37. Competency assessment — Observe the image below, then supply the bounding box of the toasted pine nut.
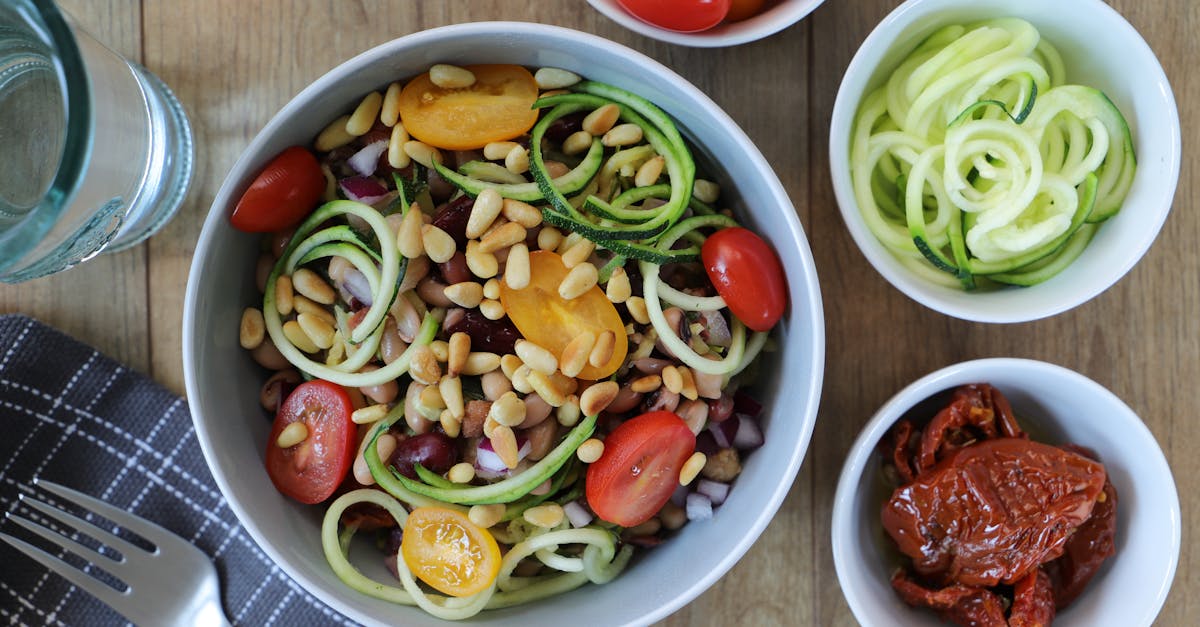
[274,275,294,316]
[404,140,443,169]
[635,155,665,187]
[559,331,596,378]
[524,503,564,528]
[582,103,620,136]
[240,308,265,350]
[381,81,403,126]
[576,438,605,463]
[552,372,578,397]
[351,403,389,425]
[556,396,581,427]
[469,503,505,528]
[534,67,581,89]
[282,320,318,353]
[461,352,501,376]
[409,344,441,385]
[679,452,708,486]
[325,331,346,365]
[504,243,531,290]
[537,226,563,251]
[693,178,721,203]
[605,267,632,303]
[631,374,662,394]
[678,366,699,401]
[466,188,504,239]
[395,204,424,258]
[421,224,456,263]
[419,384,446,410]
[490,424,520,468]
[293,268,335,305]
[440,375,465,418]
[447,332,470,377]
[429,339,450,362]
[556,232,583,256]
[482,278,502,300]
[315,115,355,151]
[489,391,526,427]
[562,130,593,156]
[429,63,476,89]
[560,239,595,269]
[448,462,475,484]
[293,295,335,326]
[501,198,543,229]
[579,380,619,416]
[511,365,534,395]
[479,299,505,320]
[444,281,484,308]
[527,370,567,407]
[387,122,411,169]
[480,140,519,161]
[465,240,499,279]
[558,262,598,300]
[346,91,383,136]
[500,354,524,379]
[297,313,336,350]
[626,296,651,324]
[661,365,684,395]
[276,421,308,448]
[440,410,462,438]
[602,123,643,148]
[479,221,526,254]
[504,145,530,174]
[515,340,558,375]
[589,330,616,368]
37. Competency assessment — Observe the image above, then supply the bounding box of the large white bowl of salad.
[183,21,823,626]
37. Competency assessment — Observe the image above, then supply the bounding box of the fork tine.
[18,494,148,560]
[5,512,127,575]
[0,531,134,619]
[36,480,176,550]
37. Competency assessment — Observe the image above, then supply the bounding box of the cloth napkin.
[0,315,352,626]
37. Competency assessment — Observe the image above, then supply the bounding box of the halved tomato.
[265,380,355,504]
[701,227,787,332]
[397,64,539,151]
[229,146,325,233]
[586,411,696,527]
[401,506,502,597]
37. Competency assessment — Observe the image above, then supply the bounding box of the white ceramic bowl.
[832,358,1180,626]
[183,21,824,627]
[588,0,825,47]
[829,0,1180,323]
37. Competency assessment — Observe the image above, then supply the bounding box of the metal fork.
[0,479,231,627]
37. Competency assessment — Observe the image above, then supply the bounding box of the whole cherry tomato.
[229,146,325,233]
[401,506,501,597]
[585,410,696,527]
[701,227,787,332]
[265,380,356,504]
[398,64,539,151]
[616,0,732,33]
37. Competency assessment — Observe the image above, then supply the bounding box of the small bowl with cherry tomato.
[588,0,826,47]
[831,358,1179,627]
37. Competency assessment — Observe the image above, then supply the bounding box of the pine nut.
[276,421,308,448]
[440,410,461,438]
[582,103,620,136]
[429,339,450,362]
[579,380,619,416]
[539,89,569,99]
[482,415,500,439]
[466,188,504,239]
[346,91,383,136]
[679,452,707,486]
[534,67,581,89]
[297,312,336,350]
[440,375,465,418]
[527,370,567,407]
[678,366,699,401]
[404,140,443,169]
[429,63,476,89]
[409,344,441,385]
[589,330,616,368]
[381,81,403,126]
[483,278,502,300]
[239,307,265,350]
[556,232,583,256]
[560,331,596,378]
[635,155,665,187]
[421,224,456,263]
[444,281,484,308]
[465,240,499,279]
[293,268,335,305]
[479,221,526,254]
[523,503,565,529]
[501,198,543,228]
[602,123,643,148]
[490,424,520,469]
[504,145,530,174]
[282,321,318,353]
[315,115,355,152]
[469,504,505,528]
[560,239,595,269]
[631,374,662,394]
[552,372,578,397]
[504,243,531,290]
[661,365,684,395]
[576,438,605,463]
[558,262,598,300]
[556,396,581,426]
[693,179,721,204]
[482,141,519,161]
[489,391,526,427]
[605,267,632,303]
[537,226,563,251]
[395,204,424,258]
[479,299,505,320]
[500,354,524,379]
[419,384,446,410]
[388,122,412,169]
[447,332,470,376]
[325,332,345,365]
[351,403,389,425]
[562,130,593,156]
[461,352,501,376]
[515,340,558,375]
[293,295,335,326]
[626,296,651,324]
[448,462,475,484]
[274,275,294,316]
[511,365,534,394]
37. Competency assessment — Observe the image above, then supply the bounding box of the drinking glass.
[0,0,193,282]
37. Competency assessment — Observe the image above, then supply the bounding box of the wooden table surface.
[4,0,1194,624]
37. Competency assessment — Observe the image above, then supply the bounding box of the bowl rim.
[586,0,826,48]
[183,20,825,626]
[827,0,1182,323]
[830,357,1181,627]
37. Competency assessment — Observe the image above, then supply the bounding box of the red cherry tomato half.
[229,146,325,233]
[616,0,732,33]
[585,411,696,527]
[266,380,356,504]
[701,227,787,332]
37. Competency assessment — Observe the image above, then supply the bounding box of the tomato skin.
[701,227,787,332]
[586,411,696,527]
[229,146,325,233]
[265,380,356,504]
[401,507,502,597]
[617,0,731,32]
[398,64,539,151]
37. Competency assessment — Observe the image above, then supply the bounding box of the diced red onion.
[670,483,690,507]
[339,175,389,204]
[348,140,388,177]
[475,435,531,473]
[340,268,374,307]
[733,390,764,418]
[733,417,764,450]
[698,310,732,348]
[709,417,739,449]
[686,492,713,521]
[695,479,730,506]
[563,500,594,528]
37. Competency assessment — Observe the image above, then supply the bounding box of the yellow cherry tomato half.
[500,251,628,380]
[397,64,539,151]
[400,506,501,598]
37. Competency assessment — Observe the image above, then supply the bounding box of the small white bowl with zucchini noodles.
[829,0,1179,323]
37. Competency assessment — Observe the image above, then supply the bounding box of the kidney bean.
[443,308,521,354]
[439,251,472,285]
[427,166,456,204]
[387,432,457,479]
[544,111,587,144]
[432,194,474,248]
